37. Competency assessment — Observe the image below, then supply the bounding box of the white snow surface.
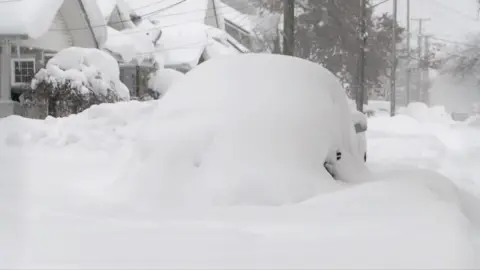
[1,100,479,268]
[0,0,63,38]
[33,47,130,100]
[148,68,185,96]
[158,23,210,69]
[1,56,480,268]
[0,0,107,44]
[157,23,245,70]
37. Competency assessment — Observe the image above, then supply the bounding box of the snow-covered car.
[149,53,369,187]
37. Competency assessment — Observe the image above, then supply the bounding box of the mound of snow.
[466,115,480,127]
[364,100,391,116]
[114,54,367,208]
[0,101,156,150]
[398,102,452,124]
[33,47,129,100]
[147,68,185,97]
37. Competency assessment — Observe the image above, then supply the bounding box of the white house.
[0,0,107,117]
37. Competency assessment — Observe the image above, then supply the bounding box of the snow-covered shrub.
[147,68,185,99]
[24,47,130,118]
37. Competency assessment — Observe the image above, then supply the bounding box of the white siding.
[18,12,74,52]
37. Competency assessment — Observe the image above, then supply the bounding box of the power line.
[429,36,480,48]
[426,0,479,21]
[104,11,280,57]
[139,0,190,19]
[49,2,254,32]
[370,0,390,8]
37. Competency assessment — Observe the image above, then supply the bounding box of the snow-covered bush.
[24,47,130,118]
[147,68,185,99]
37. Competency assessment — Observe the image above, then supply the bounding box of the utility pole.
[356,0,367,113]
[411,18,430,102]
[283,0,295,56]
[422,35,431,104]
[390,0,397,116]
[405,0,411,105]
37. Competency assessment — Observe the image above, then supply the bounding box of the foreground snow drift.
[0,99,479,268]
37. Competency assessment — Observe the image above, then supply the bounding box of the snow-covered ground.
[1,52,480,268]
[0,101,479,268]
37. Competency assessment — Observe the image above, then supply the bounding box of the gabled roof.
[216,1,255,34]
[97,0,136,29]
[0,0,63,38]
[0,0,106,47]
[97,0,118,19]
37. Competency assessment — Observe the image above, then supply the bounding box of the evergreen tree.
[230,0,405,97]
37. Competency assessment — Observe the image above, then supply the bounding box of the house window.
[11,59,35,84]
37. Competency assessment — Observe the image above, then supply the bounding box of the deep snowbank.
[3,159,477,269]
[0,101,157,151]
[0,97,479,268]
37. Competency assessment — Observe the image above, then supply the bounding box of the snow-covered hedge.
[24,47,130,118]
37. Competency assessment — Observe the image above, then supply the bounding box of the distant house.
[0,0,107,117]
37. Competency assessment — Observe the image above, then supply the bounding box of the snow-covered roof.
[96,0,136,25]
[157,23,209,70]
[0,0,63,39]
[216,1,255,33]
[0,0,107,47]
[103,27,155,63]
[97,0,118,19]
[157,23,247,70]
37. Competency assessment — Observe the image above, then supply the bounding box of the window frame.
[11,58,36,85]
